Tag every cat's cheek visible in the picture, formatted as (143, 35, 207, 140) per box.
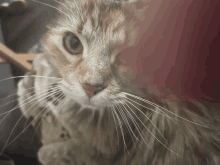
(118, 65, 135, 80)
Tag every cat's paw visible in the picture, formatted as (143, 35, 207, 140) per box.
(38, 140, 99, 165)
(38, 141, 77, 165)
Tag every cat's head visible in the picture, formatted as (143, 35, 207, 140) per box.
(42, 0, 157, 108)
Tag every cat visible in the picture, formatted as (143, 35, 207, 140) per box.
(15, 0, 220, 164)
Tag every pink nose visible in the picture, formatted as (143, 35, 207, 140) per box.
(82, 83, 104, 97)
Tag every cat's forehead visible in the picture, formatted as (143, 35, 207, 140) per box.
(57, 0, 126, 46)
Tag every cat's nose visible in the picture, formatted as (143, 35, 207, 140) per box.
(82, 83, 105, 98)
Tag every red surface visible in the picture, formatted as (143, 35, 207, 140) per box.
(146, 0, 220, 102)
(122, 0, 220, 103)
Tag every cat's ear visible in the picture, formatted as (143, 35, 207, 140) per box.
(122, 0, 163, 47)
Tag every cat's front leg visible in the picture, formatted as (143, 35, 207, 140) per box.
(38, 140, 99, 165)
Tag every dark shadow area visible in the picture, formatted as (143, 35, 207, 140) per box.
(0, 0, 57, 164)
(0, 64, 42, 165)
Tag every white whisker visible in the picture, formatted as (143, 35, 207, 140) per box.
(0, 87, 53, 125)
(116, 102, 139, 154)
(126, 97, 173, 120)
(31, 92, 65, 140)
(31, 0, 71, 19)
(116, 101, 139, 145)
(112, 105, 129, 156)
(0, 92, 17, 101)
(123, 93, 210, 128)
(54, 0, 74, 15)
(110, 105, 120, 146)
(2, 87, 62, 153)
(120, 100, 151, 149)
(22, 85, 62, 129)
(124, 99, 170, 147)
(30, 102, 50, 140)
(21, 81, 62, 128)
(0, 75, 62, 83)
(120, 99, 182, 157)
(0, 81, 59, 115)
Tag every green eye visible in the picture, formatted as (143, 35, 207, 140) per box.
(63, 33, 83, 54)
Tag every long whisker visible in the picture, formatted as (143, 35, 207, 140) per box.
(39, 93, 70, 141)
(14, 85, 61, 132)
(104, 95, 127, 150)
(117, 100, 148, 154)
(31, 0, 70, 19)
(112, 105, 129, 155)
(0, 89, 48, 136)
(3, 85, 60, 134)
(0, 92, 17, 101)
(0, 87, 53, 125)
(54, 0, 73, 15)
(22, 81, 62, 128)
(52, 95, 71, 137)
(124, 99, 170, 147)
(124, 93, 210, 128)
(30, 102, 50, 141)
(110, 105, 120, 146)
(1, 93, 47, 154)
(116, 102, 139, 152)
(120, 100, 183, 157)
(0, 75, 62, 83)
(0, 78, 58, 105)
(126, 97, 179, 125)
(31, 92, 65, 140)
(0, 80, 58, 117)
(117, 102, 139, 141)
(125, 97, 172, 119)
(53, 93, 68, 120)
(0, 81, 58, 115)
(119, 100, 151, 149)
(2, 87, 61, 153)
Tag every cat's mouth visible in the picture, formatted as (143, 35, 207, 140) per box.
(56, 79, 129, 110)
(58, 84, 105, 107)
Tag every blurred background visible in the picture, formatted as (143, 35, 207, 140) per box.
(0, 0, 56, 164)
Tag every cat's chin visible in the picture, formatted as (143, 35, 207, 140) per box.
(72, 94, 118, 110)
(60, 81, 122, 108)
(75, 96, 112, 109)
(62, 89, 111, 108)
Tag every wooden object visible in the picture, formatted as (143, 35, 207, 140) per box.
(0, 42, 37, 71)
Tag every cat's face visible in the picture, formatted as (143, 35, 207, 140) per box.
(43, 0, 147, 108)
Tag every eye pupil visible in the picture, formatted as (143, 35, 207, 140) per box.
(63, 33, 83, 54)
(70, 36, 80, 49)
